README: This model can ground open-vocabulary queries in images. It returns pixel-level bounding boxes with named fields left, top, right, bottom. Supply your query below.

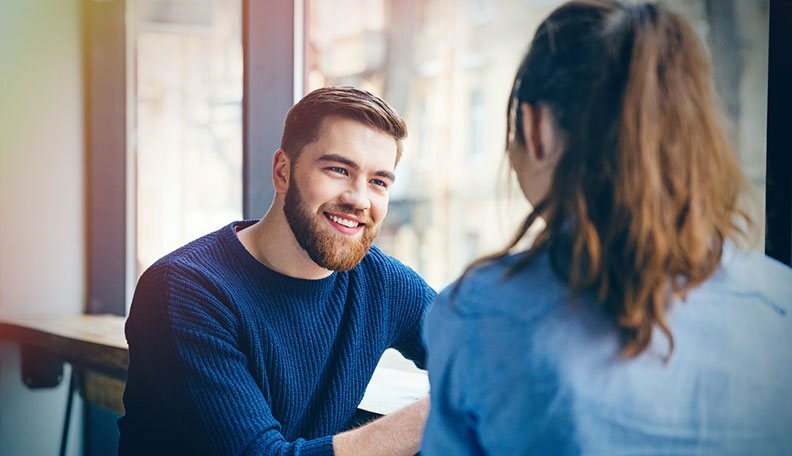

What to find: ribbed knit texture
left=118, top=221, right=435, bottom=456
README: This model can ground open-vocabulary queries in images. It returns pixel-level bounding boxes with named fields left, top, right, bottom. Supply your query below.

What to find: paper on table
left=358, top=366, right=429, bottom=416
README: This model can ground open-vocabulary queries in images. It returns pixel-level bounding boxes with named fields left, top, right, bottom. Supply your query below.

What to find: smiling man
left=118, top=87, right=436, bottom=456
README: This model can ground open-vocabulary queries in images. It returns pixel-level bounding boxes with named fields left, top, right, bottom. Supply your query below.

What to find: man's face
left=283, top=116, right=397, bottom=271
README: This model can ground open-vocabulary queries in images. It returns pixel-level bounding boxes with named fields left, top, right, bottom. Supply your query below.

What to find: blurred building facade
left=132, top=0, right=243, bottom=280
left=127, top=0, right=769, bottom=291
left=308, top=0, right=769, bottom=289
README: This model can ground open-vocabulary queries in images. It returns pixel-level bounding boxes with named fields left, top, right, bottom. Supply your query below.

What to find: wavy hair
left=461, top=0, right=752, bottom=359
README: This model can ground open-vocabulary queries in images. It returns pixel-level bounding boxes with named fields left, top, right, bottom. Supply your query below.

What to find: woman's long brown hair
left=459, top=0, right=752, bottom=359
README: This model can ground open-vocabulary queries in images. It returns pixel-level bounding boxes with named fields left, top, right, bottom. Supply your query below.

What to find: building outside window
left=124, top=0, right=769, bottom=302
left=307, top=0, right=769, bottom=291
left=131, top=0, right=243, bottom=283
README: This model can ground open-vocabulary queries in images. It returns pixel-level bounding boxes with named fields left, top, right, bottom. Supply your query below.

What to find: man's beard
left=284, top=182, right=377, bottom=272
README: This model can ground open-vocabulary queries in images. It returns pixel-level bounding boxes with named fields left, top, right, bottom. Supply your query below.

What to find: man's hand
left=333, top=397, right=430, bottom=456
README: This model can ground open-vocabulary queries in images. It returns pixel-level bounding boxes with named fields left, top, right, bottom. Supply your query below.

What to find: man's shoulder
left=129, top=224, right=248, bottom=327
left=354, top=246, right=437, bottom=305
left=360, top=244, right=401, bottom=267
left=136, top=222, right=242, bottom=293
left=358, top=245, right=425, bottom=284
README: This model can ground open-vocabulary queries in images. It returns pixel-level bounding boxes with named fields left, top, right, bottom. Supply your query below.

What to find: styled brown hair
left=280, top=86, right=407, bottom=163
left=464, top=0, right=751, bottom=359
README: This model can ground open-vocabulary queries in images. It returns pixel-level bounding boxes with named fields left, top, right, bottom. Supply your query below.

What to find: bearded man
left=118, top=87, right=435, bottom=456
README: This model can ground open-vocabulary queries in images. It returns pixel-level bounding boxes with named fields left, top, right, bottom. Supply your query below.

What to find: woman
left=422, top=1, right=791, bottom=454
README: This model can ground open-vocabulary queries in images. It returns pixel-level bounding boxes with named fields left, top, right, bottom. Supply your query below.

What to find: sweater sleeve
left=125, top=262, right=335, bottom=456
left=389, top=267, right=437, bottom=370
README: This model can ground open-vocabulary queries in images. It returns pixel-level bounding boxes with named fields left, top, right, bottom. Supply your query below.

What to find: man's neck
left=237, top=203, right=333, bottom=280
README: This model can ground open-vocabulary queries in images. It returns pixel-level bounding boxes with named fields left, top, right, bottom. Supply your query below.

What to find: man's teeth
left=328, top=214, right=359, bottom=228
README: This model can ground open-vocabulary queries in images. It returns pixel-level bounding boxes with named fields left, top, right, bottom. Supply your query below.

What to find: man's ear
left=273, top=149, right=291, bottom=194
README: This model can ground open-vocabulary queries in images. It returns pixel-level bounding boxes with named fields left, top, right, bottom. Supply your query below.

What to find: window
left=91, top=0, right=781, bottom=314
left=468, top=87, right=485, bottom=159
left=470, top=0, right=496, bottom=25
left=306, top=0, right=770, bottom=290
left=675, top=0, right=769, bottom=246
left=130, top=0, right=244, bottom=280
left=81, top=0, right=785, bottom=374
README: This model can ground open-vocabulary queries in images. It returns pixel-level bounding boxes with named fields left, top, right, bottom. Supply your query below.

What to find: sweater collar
left=221, top=220, right=340, bottom=297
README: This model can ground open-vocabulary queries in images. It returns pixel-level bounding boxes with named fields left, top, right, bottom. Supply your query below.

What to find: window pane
left=132, top=0, right=243, bottom=279
left=306, top=0, right=769, bottom=292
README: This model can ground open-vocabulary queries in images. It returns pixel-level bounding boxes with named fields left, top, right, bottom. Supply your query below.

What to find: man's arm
left=125, top=263, right=334, bottom=455
left=390, top=270, right=438, bottom=369
left=333, top=397, right=430, bottom=456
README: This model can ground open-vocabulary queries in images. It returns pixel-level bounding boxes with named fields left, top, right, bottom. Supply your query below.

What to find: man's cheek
left=375, top=200, right=388, bottom=223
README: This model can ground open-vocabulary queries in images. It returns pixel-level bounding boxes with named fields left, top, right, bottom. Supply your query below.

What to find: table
left=0, top=315, right=429, bottom=415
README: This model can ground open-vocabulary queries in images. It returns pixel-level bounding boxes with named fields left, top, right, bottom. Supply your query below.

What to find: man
left=118, top=87, right=435, bottom=455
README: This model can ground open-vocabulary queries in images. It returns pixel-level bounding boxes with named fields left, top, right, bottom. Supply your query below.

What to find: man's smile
left=324, top=211, right=365, bottom=235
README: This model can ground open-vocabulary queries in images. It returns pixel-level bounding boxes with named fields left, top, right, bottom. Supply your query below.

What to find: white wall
left=0, top=0, right=85, bottom=454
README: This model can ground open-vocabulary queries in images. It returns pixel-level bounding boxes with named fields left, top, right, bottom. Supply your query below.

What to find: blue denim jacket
left=422, top=245, right=792, bottom=455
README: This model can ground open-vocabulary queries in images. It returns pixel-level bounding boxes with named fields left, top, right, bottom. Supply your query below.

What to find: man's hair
left=280, top=86, right=407, bottom=163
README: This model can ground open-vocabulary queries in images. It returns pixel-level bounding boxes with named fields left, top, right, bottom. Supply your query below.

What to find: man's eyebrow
left=316, top=154, right=359, bottom=171
left=317, top=154, right=396, bottom=183
left=374, top=170, right=396, bottom=183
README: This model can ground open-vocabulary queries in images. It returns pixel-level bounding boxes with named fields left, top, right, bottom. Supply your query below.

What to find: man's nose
left=339, top=179, right=371, bottom=210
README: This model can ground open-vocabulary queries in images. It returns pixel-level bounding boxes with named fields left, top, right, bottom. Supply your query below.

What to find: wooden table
left=0, top=315, right=428, bottom=416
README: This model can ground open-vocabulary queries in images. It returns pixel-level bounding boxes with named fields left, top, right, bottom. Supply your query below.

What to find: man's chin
left=314, top=241, right=372, bottom=272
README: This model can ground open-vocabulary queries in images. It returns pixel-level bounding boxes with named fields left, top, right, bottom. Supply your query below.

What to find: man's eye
left=328, top=167, right=348, bottom=176
left=371, top=179, right=388, bottom=188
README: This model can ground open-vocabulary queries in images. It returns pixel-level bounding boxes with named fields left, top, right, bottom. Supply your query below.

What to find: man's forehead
left=315, top=115, right=389, bottom=140
left=308, top=116, right=398, bottom=170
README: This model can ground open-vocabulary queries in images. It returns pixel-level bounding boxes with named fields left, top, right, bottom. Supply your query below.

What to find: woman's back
left=424, top=246, right=792, bottom=454
left=422, top=1, right=791, bottom=453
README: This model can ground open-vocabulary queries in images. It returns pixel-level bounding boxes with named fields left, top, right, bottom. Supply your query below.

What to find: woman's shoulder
left=709, top=244, right=792, bottom=317
left=432, top=249, right=572, bottom=323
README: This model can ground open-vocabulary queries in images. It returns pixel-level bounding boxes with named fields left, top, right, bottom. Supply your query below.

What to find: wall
left=0, top=0, right=86, bottom=454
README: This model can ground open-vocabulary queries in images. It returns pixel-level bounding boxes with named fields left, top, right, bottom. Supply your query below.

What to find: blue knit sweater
left=118, top=221, right=435, bottom=455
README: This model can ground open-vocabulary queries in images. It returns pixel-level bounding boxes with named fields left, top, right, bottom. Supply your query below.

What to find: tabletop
left=0, top=314, right=429, bottom=415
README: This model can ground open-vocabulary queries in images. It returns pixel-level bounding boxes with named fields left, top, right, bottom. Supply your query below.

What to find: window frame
left=85, top=0, right=127, bottom=317
left=85, top=0, right=302, bottom=319
left=766, top=0, right=792, bottom=265
left=243, top=0, right=304, bottom=219
left=86, top=0, right=791, bottom=315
